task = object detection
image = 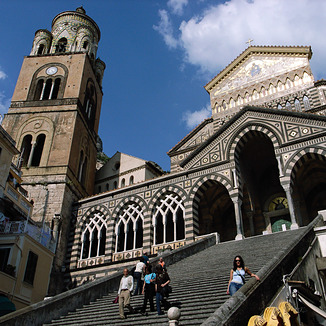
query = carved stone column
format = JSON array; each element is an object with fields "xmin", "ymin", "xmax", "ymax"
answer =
[
  {"xmin": 27, "ymin": 141, "xmax": 37, "ymax": 168},
  {"xmin": 282, "ymin": 183, "xmax": 299, "ymax": 229},
  {"xmin": 232, "ymin": 197, "xmax": 245, "ymax": 240}
]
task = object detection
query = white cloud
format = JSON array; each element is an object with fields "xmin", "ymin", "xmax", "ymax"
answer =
[
  {"xmin": 0, "ymin": 68, "xmax": 7, "ymax": 80},
  {"xmin": 0, "ymin": 92, "xmax": 10, "ymax": 119},
  {"xmin": 153, "ymin": 10, "xmax": 178, "ymax": 50},
  {"xmin": 156, "ymin": 0, "xmax": 326, "ymax": 78},
  {"xmin": 168, "ymin": 0, "xmax": 189, "ymax": 15},
  {"xmin": 182, "ymin": 103, "xmax": 211, "ymax": 129}
]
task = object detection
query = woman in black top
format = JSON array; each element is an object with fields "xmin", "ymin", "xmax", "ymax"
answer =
[{"xmin": 155, "ymin": 265, "xmax": 170, "ymax": 315}]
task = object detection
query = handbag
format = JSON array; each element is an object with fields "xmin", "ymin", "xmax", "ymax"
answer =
[
  {"xmin": 112, "ymin": 295, "xmax": 119, "ymax": 304},
  {"xmin": 162, "ymin": 284, "xmax": 172, "ymax": 298}
]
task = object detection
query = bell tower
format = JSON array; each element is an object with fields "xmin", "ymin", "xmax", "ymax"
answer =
[{"xmin": 2, "ymin": 7, "xmax": 105, "ymax": 294}]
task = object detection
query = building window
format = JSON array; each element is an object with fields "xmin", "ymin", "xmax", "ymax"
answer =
[
  {"xmin": 277, "ymin": 103, "xmax": 283, "ymax": 110},
  {"xmin": 80, "ymin": 212, "xmax": 107, "ymax": 259},
  {"xmin": 20, "ymin": 134, "xmax": 45, "ymax": 168},
  {"xmin": 294, "ymin": 98, "xmax": 301, "ymax": 111},
  {"xmin": 285, "ymin": 101, "xmax": 291, "ymax": 110},
  {"xmin": 0, "ymin": 247, "xmax": 11, "ymax": 272},
  {"xmin": 106, "ymin": 183, "xmax": 109, "ymax": 191},
  {"xmin": 129, "ymin": 176, "xmax": 134, "ymax": 185},
  {"xmin": 113, "ymin": 181, "xmax": 118, "ymax": 189},
  {"xmin": 115, "ymin": 203, "xmax": 144, "ymax": 252},
  {"xmin": 82, "ymin": 41, "xmax": 89, "ymax": 50},
  {"xmin": 37, "ymin": 44, "xmax": 45, "ymax": 55},
  {"xmin": 21, "ymin": 135, "xmax": 32, "ymax": 167},
  {"xmin": 98, "ymin": 186, "xmax": 102, "ymax": 193},
  {"xmin": 83, "ymin": 80, "xmax": 97, "ymax": 126},
  {"xmin": 31, "ymin": 134, "xmax": 46, "ymax": 167},
  {"xmin": 153, "ymin": 193, "xmax": 185, "ymax": 245},
  {"xmin": 55, "ymin": 38, "xmax": 67, "ymax": 53},
  {"xmin": 121, "ymin": 178, "xmax": 125, "ymax": 188},
  {"xmin": 24, "ymin": 251, "xmax": 38, "ymax": 285},
  {"xmin": 34, "ymin": 78, "xmax": 62, "ymax": 101},
  {"xmin": 303, "ymin": 95, "xmax": 310, "ymax": 110}
]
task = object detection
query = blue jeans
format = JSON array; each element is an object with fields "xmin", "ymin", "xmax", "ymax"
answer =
[
  {"xmin": 133, "ymin": 272, "xmax": 142, "ymax": 295},
  {"xmin": 229, "ymin": 282, "xmax": 243, "ymax": 296},
  {"xmin": 156, "ymin": 292, "xmax": 163, "ymax": 315}
]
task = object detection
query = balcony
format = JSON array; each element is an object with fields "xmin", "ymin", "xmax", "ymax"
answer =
[
  {"xmin": 0, "ymin": 221, "xmax": 57, "ymax": 253},
  {"xmin": 4, "ymin": 182, "xmax": 33, "ymax": 216}
]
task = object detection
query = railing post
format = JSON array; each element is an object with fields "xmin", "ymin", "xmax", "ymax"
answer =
[{"xmin": 167, "ymin": 307, "xmax": 181, "ymax": 326}]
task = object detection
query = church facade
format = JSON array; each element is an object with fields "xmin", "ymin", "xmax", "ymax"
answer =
[
  {"xmin": 2, "ymin": 7, "xmax": 326, "ymax": 291},
  {"xmin": 66, "ymin": 45, "xmax": 326, "ymax": 285}
]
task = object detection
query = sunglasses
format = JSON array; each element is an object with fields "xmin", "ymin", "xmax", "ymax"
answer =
[{"xmin": 235, "ymin": 260, "xmax": 241, "ymax": 262}]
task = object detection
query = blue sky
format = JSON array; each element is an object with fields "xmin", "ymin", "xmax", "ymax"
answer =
[{"xmin": 1, "ymin": 0, "xmax": 326, "ymax": 171}]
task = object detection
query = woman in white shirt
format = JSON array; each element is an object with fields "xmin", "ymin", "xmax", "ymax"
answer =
[
  {"xmin": 227, "ymin": 255, "xmax": 260, "ymax": 296},
  {"xmin": 133, "ymin": 257, "xmax": 146, "ymax": 295}
]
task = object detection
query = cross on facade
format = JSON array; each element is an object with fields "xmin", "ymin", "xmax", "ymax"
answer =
[{"xmin": 246, "ymin": 39, "xmax": 254, "ymax": 47}]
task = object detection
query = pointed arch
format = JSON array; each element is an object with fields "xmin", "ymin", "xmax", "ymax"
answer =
[
  {"xmin": 114, "ymin": 201, "xmax": 145, "ymax": 252},
  {"xmin": 227, "ymin": 123, "xmax": 281, "ymax": 163},
  {"xmin": 294, "ymin": 98, "xmax": 301, "ymax": 111},
  {"xmin": 303, "ymin": 95, "xmax": 310, "ymax": 110}
]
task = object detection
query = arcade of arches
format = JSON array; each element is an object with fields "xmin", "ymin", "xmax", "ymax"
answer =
[{"xmin": 78, "ymin": 141, "xmax": 326, "ymax": 264}]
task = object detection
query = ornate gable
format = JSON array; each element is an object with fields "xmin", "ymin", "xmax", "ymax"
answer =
[
  {"xmin": 181, "ymin": 107, "xmax": 326, "ymax": 170},
  {"xmin": 205, "ymin": 46, "xmax": 312, "ymax": 96}
]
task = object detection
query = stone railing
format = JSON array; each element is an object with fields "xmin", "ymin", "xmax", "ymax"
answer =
[
  {"xmin": 195, "ymin": 232, "xmax": 220, "ymax": 244},
  {"xmin": 0, "ymin": 221, "xmax": 57, "ymax": 253},
  {"xmin": 0, "ymin": 234, "xmax": 217, "ymax": 326},
  {"xmin": 201, "ymin": 215, "xmax": 322, "ymax": 326},
  {"xmin": 4, "ymin": 182, "xmax": 33, "ymax": 216}
]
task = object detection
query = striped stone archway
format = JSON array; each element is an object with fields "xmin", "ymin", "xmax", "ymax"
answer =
[
  {"xmin": 228, "ymin": 124, "xmax": 281, "ymax": 192},
  {"xmin": 70, "ymin": 204, "xmax": 111, "ymax": 269},
  {"xmin": 148, "ymin": 185, "xmax": 188, "ymax": 246},
  {"xmin": 282, "ymin": 147, "xmax": 326, "ymax": 225},
  {"xmin": 189, "ymin": 173, "xmax": 235, "ymax": 240},
  {"xmin": 283, "ymin": 146, "xmax": 326, "ymax": 186}
]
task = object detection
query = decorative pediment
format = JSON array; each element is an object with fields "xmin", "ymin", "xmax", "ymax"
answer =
[{"xmin": 205, "ymin": 46, "xmax": 312, "ymax": 97}]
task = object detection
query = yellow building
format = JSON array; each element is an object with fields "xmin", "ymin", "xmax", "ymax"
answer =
[{"xmin": 0, "ymin": 124, "xmax": 55, "ymax": 311}]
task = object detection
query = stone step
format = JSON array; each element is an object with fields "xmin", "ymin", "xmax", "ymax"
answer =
[{"xmin": 44, "ymin": 228, "xmax": 307, "ymax": 326}]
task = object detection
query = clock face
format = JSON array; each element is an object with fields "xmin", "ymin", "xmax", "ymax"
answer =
[
  {"xmin": 46, "ymin": 67, "xmax": 58, "ymax": 75},
  {"xmin": 268, "ymin": 197, "xmax": 288, "ymax": 212}
]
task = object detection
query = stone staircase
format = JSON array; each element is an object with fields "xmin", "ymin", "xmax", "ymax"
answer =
[{"xmin": 43, "ymin": 228, "xmax": 308, "ymax": 326}]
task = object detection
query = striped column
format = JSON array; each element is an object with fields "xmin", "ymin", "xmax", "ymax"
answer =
[{"xmin": 142, "ymin": 209, "xmax": 152, "ymax": 254}]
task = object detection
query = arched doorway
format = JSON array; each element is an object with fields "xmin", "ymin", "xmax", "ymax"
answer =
[
  {"xmin": 196, "ymin": 180, "xmax": 236, "ymax": 242},
  {"xmin": 291, "ymin": 153, "xmax": 326, "ymax": 225},
  {"xmin": 235, "ymin": 131, "xmax": 288, "ymax": 234}
]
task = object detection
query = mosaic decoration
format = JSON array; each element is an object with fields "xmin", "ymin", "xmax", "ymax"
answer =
[{"xmin": 284, "ymin": 122, "xmax": 326, "ymax": 142}]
